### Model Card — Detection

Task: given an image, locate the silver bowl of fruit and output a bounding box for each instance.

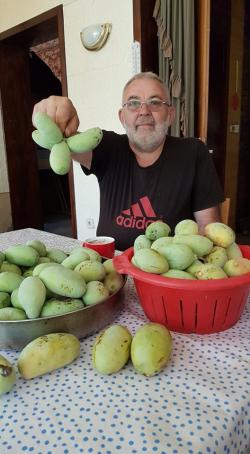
[0,240,126,350]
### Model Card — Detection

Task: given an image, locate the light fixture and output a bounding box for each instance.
[80,23,112,51]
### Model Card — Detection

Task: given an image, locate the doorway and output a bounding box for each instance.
[0,6,76,238]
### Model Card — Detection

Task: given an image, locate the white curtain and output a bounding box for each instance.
[153,0,195,137]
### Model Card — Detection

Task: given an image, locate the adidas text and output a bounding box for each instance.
[116,215,158,229]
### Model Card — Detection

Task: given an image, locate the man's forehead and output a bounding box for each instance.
[123,78,166,99]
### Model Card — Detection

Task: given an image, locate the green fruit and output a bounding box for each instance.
[226,242,243,259]
[194,263,228,280]
[82,281,109,306]
[0,307,26,320]
[103,258,116,274]
[0,292,11,309]
[61,250,90,269]
[66,128,103,153]
[174,219,199,235]
[74,260,106,283]
[26,240,47,257]
[22,267,35,278]
[133,248,169,274]
[41,298,84,317]
[205,246,228,267]
[0,272,24,293]
[92,324,132,374]
[32,129,55,150]
[33,262,60,277]
[134,235,152,251]
[33,111,63,144]
[204,222,235,248]
[186,259,204,275]
[162,269,196,279]
[49,141,71,175]
[173,234,213,257]
[40,265,86,298]
[224,258,250,277]
[5,245,39,267]
[103,271,124,294]
[18,333,80,379]
[145,221,171,241]
[80,247,102,262]
[151,236,173,252]
[38,257,51,264]
[46,249,68,264]
[11,288,23,309]
[131,323,172,376]
[1,261,22,275]
[0,354,16,395]
[18,276,46,319]
[153,243,195,270]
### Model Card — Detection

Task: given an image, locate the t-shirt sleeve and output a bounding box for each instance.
[81,130,119,180]
[192,140,225,211]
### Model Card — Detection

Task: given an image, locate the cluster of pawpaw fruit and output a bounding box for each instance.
[132,220,250,279]
[32,112,103,174]
[0,239,124,321]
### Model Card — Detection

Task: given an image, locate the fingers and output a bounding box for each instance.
[32,96,79,137]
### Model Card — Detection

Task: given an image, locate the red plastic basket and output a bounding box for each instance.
[113,245,250,334]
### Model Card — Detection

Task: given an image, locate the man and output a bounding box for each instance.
[33,72,224,250]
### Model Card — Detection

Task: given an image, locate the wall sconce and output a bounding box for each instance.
[80,23,112,51]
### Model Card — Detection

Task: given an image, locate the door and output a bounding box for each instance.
[0,6,77,237]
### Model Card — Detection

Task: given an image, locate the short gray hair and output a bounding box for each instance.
[122,71,170,101]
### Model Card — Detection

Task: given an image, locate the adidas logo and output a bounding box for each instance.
[116,196,161,229]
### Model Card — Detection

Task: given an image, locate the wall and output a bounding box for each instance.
[0,0,134,239]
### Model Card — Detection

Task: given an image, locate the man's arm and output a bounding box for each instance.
[194,205,221,234]
[71,150,93,170]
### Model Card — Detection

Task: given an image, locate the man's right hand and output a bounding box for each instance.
[32,96,79,137]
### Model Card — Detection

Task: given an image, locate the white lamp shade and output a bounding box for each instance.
[80,23,112,51]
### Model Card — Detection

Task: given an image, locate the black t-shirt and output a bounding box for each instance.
[82,131,224,251]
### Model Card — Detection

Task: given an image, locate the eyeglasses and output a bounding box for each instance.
[122,98,171,112]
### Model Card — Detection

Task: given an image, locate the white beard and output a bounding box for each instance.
[124,120,169,153]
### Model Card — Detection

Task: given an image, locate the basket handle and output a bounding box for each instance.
[113,247,136,275]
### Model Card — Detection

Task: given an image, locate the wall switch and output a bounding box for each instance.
[86,218,95,229]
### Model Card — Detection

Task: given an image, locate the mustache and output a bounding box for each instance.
[135,116,155,126]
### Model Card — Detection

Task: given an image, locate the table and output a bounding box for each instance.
[0,229,249,454]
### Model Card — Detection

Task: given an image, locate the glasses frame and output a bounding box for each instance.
[122,98,171,112]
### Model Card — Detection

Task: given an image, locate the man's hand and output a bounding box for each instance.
[32,96,79,137]
[194,206,221,234]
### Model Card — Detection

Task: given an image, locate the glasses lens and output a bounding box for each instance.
[147,99,164,111]
[126,100,142,110]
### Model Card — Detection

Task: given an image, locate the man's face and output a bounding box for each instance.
[119,78,175,153]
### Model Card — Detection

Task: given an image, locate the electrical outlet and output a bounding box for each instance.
[86,218,95,229]
[229,124,240,133]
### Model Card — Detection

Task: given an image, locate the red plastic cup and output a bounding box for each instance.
[83,236,115,258]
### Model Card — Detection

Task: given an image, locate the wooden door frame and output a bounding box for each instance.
[0,6,77,237]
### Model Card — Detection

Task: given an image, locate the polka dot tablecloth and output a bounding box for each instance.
[0,229,250,454]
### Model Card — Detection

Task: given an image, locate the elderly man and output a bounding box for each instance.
[33,72,224,250]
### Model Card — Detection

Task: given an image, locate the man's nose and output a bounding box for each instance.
[139,101,151,114]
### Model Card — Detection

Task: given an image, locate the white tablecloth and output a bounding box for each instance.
[0,229,249,454]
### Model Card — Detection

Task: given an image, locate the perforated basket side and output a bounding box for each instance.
[134,278,249,334]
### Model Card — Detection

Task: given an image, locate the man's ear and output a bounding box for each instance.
[118,108,125,126]
[168,106,176,125]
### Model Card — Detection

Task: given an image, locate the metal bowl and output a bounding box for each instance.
[0,278,126,350]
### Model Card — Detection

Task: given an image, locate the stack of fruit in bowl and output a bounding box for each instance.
[0,240,124,321]
[131,219,250,279]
